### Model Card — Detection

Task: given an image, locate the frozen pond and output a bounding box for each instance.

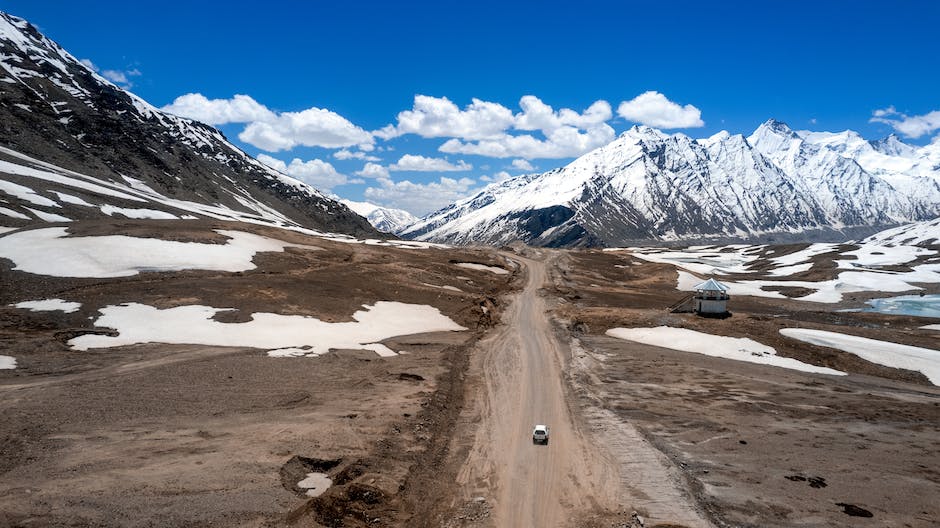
[863,294,940,318]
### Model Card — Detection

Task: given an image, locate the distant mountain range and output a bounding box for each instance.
[402,120,940,247]
[0,12,378,236]
[339,199,417,234]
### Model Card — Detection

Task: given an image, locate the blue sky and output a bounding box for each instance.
[4,0,939,214]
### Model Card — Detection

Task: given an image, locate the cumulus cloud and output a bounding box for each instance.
[334,148,380,161]
[870,106,940,138]
[161,94,275,125]
[364,176,478,216]
[617,91,704,129]
[375,95,515,140]
[479,171,512,183]
[375,95,614,150]
[238,108,374,151]
[161,94,373,152]
[355,162,390,179]
[256,154,350,190]
[511,159,535,171]
[439,123,615,159]
[515,96,612,134]
[389,154,472,172]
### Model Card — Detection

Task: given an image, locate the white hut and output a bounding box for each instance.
[693,278,729,314]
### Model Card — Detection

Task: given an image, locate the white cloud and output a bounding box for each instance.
[238,108,374,151]
[389,154,472,172]
[79,59,141,88]
[256,154,350,190]
[355,162,390,179]
[616,91,704,129]
[364,176,478,216]
[515,96,612,134]
[439,123,615,159]
[101,69,140,87]
[334,148,380,161]
[376,95,515,140]
[161,94,373,152]
[511,159,534,171]
[870,106,940,138]
[479,171,512,183]
[161,94,276,125]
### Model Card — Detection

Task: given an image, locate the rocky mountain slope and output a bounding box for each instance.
[403,121,940,247]
[0,12,378,236]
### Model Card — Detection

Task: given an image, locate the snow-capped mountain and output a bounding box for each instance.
[0,12,378,236]
[339,199,418,234]
[403,120,940,247]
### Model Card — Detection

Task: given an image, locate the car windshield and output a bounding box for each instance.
[534,430,545,435]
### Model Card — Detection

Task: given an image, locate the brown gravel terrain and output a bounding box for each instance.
[3,225,940,528]
[552,248,940,527]
[0,219,518,528]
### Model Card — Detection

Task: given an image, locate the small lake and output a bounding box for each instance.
[863,294,940,318]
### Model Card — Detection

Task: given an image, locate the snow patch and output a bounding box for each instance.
[606,326,844,376]
[25,207,70,222]
[0,355,15,369]
[100,205,179,220]
[297,472,332,497]
[13,298,81,313]
[455,262,509,275]
[68,301,467,358]
[780,328,940,385]
[0,227,320,278]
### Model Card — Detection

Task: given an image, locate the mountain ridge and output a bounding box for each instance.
[402,119,940,247]
[0,12,379,237]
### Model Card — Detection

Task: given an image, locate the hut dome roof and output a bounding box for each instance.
[693,278,729,292]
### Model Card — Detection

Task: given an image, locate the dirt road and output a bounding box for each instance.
[454,251,620,525]
[450,251,713,527]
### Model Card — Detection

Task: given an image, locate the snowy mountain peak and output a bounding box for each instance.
[402,118,940,247]
[871,133,915,157]
[339,200,418,235]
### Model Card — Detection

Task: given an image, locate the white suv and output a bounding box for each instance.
[532,424,549,445]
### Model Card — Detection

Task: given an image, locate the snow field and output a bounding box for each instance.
[606,326,845,376]
[780,328,940,385]
[69,301,468,358]
[0,227,321,278]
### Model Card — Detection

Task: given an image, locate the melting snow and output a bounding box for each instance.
[770,243,839,266]
[68,301,467,357]
[626,245,760,275]
[780,328,940,385]
[25,207,70,222]
[50,191,94,207]
[0,206,29,220]
[0,179,60,207]
[606,326,845,376]
[455,262,510,275]
[100,205,178,220]
[12,298,81,313]
[0,227,320,278]
[297,472,332,497]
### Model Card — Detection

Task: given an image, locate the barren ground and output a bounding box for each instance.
[2,225,939,527]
